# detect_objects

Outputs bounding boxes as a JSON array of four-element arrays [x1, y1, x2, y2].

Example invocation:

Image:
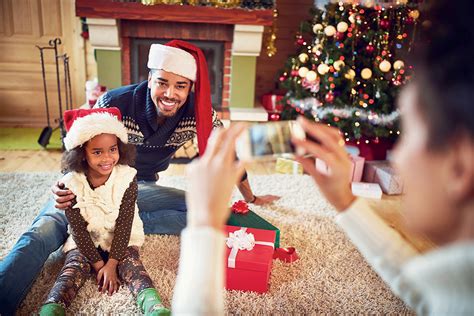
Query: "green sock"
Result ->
[[137, 288, 171, 316], [39, 303, 66, 316]]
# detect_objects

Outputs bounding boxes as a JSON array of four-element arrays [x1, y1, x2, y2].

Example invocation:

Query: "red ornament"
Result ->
[[231, 200, 250, 214], [279, 76, 286, 82], [379, 19, 390, 29], [325, 92, 335, 103], [406, 17, 414, 25], [296, 37, 305, 45], [291, 70, 299, 76], [336, 32, 345, 41], [365, 44, 375, 53]]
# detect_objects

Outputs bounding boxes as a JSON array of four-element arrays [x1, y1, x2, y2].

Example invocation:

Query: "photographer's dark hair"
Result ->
[[61, 138, 136, 174], [411, 0, 474, 150]]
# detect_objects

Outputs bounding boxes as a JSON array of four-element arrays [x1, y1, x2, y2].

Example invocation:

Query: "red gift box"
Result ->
[[224, 225, 276, 293], [261, 94, 284, 113]]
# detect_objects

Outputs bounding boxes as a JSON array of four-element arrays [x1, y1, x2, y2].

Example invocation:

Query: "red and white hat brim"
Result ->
[[64, 112, 128, 151], [147, 44, 197, 82]]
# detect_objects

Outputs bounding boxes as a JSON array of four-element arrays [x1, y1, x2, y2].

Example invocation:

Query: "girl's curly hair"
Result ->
[[61, 138, 136, 174]]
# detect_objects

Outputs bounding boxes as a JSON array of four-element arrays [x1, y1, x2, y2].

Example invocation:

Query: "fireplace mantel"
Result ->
[[76, 0, 273, 26]]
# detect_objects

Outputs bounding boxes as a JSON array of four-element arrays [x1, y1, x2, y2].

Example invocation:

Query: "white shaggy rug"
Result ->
[[0, 172, 413, 315]]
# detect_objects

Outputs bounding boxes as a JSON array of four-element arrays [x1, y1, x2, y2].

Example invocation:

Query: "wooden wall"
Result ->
[[0, 0, 86, 127], [255, 0, 314, 100]]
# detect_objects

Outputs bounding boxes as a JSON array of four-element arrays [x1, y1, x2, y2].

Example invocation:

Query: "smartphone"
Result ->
[[236, 120, 306, 160]]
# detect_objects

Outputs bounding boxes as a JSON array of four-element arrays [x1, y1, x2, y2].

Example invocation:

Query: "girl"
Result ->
[[39, 107, 170, 316]]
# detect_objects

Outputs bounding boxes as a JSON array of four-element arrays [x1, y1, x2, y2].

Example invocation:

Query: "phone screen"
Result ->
[[236, 121, 305, 160]]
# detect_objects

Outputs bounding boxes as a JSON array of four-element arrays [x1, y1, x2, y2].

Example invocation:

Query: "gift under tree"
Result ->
[[278, 1, 423, 158]]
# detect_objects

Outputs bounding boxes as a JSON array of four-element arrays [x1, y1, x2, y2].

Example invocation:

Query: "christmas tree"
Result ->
[[278, 1, 422, 143]]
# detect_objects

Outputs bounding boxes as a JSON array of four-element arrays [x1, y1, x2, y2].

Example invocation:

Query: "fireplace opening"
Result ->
[[131, 38, 224, 109]]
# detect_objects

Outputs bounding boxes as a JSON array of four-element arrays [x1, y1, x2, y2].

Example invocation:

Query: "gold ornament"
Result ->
[[337, 22, 349, 33], [379, 60, 392, 72], [317, 63, 330, 75], [361, 68, 373, 79], [345, 69, 356, 80], [393, 60, 405, 70], [324, 25, 336, 37], [333, 60, 345, 71], [313, 23, 324, 34], [305, 70, 318, 82], [398, 0, 408, 4], [409, 10, 420, 20], [298, 67, 309, 78], [298, 53, 309, 63], [312, 44, 323, 53]]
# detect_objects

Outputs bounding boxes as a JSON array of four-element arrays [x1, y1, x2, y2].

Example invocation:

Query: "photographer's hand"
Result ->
[[292, 117, 355, 212], [185, 124, 248, 230]]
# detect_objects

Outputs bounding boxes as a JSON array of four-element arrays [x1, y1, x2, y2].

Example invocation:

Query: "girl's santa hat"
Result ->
[[63, 107, 128, 151], [147, 40, 213, 154]]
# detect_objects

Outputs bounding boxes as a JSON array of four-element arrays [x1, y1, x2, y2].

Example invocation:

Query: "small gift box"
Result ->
[[227, 209, 280, 248], [225, 225, 276, 293], [363, 160, 403, 195], [351, 182, 383, 199], [316, 155, 365, 182], [275, 157, 303, 175]]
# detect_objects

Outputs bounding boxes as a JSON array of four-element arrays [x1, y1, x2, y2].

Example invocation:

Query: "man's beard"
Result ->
[[155, 96, 181, 118]]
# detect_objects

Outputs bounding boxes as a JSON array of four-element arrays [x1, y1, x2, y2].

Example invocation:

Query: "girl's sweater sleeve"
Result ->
[[65, 201, 102, 263], [109, 177, 138, 261]]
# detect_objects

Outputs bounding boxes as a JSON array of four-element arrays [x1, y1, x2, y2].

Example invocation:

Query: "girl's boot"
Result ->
[[137, 288, 170, 316]]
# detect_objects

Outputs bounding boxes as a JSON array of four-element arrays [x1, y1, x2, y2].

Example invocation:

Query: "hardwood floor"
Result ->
[[0, 149, 275, 175]]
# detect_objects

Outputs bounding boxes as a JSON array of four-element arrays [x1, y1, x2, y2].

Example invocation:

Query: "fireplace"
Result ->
[[131, 38, 224, 108], [77, 0, 272, 120]]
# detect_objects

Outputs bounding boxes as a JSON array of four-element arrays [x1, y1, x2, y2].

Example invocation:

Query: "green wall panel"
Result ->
[[96, 50, 121, 90], [230, 55, 256, 108]]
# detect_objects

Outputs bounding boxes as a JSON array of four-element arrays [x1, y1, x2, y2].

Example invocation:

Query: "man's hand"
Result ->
[[253, 195, 280, 205], [97, 259, 120, 296], [51, 180, 76, 209], [185, 124, 247, 230], [292, 117, 356, 212]]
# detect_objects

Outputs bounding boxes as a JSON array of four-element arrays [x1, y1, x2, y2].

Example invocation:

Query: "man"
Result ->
[[0, 40, 278, 315]]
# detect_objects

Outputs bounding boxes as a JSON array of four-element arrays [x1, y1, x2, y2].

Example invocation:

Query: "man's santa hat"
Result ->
[[147, 40, 213, 154], [63, 107, 128, 151]]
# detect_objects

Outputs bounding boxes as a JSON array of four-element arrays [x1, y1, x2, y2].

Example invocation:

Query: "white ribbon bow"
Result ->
[[226, 227, 274, 269]]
